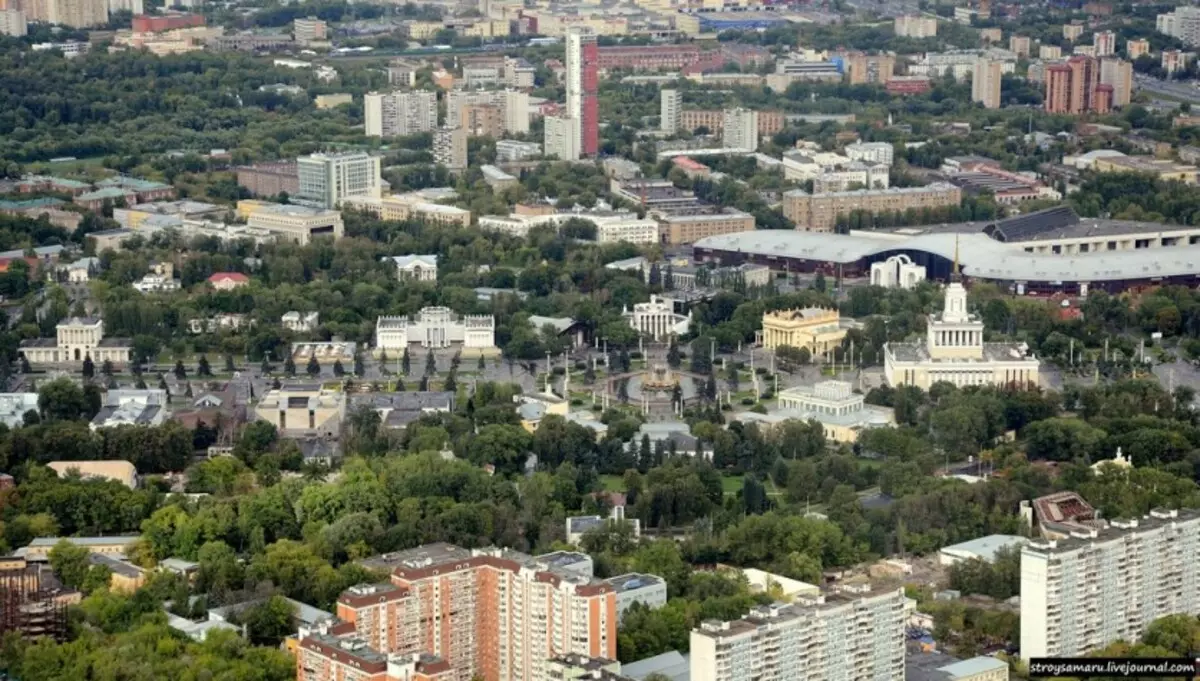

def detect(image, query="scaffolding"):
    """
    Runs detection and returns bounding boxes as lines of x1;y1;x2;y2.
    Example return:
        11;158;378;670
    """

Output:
0;568;70;641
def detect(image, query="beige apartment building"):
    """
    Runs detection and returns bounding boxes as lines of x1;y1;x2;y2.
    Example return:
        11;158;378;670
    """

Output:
657;209;754;245
846;53;896;84
677;109;784;137
971;59;1003;109
22;0;107;27
1009;35;1031;57
783;183;962;232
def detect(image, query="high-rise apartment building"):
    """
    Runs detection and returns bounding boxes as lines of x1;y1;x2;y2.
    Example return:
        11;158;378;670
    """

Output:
296;152;382;209
690;588;906;681
544;115;579;161
971;58;1003;109
0;8;26;35
1127;38;1150;59
1093;30;1116;57
565;26;599;157
504;56;536;88
1021;508;1200;660
1009;35;1031;57
327;544;617;681
660;89;681;133
1100;58;1133;107
721;108;758;151
364;91;438;138
894;14;937;38
433;127;468;171
846;53;896;85
24;0;107;28
459;104;504;138
1044;56;1100;114
1157;6;1200;47
504;89;529;134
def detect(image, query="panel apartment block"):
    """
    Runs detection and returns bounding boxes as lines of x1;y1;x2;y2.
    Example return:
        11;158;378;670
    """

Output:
1021;508;1200;660
691;588;906;681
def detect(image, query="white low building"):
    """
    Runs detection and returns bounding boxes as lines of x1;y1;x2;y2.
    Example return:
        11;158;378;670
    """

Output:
132;273;181;293
605;573;668;623
625;295;691;341
374;307;496;350
282;311;320;332
812;161;891;193
385;254;438;282
738;380;894;444
844;142;895;166
870;254;926;289
884;277;1040;389
0;393;40;428
938;534;1029;566
91;389;168;430
479;209;659;244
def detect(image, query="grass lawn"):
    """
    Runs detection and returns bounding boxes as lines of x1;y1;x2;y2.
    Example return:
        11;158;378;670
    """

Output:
721;474;744;497
599;475;626;492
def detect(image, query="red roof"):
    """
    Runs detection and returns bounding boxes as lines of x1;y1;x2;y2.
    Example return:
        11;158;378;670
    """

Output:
208;272;249;283
673;156;709;172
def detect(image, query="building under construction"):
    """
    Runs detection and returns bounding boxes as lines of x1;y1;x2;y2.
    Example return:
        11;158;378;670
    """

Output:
0;561;75;641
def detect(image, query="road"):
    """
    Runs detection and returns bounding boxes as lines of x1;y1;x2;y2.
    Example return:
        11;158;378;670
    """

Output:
1134;73;1200;105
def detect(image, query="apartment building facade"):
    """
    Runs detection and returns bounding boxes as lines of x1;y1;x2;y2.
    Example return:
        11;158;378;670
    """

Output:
690;588;906;681
846;54;896;85
331;544;617;681
364;91;438;138
971;59;1003;109
433;127;468;171
783;183;962;232
1020;508;1200;660
296;153;382;209
677;109;784;137
657;209;755;246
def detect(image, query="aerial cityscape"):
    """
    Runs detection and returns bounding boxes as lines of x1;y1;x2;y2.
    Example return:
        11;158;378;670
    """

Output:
2;0;1200;679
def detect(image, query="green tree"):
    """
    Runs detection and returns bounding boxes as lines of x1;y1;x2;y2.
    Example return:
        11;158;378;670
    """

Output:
306;355;320;377
240;595;297;646
49;540;91;589
197;355;212;377
174;360;187;380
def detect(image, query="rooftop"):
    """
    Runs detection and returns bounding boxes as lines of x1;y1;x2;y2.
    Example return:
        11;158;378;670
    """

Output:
604;573;664;593
1026;507;1200;554
620;650;691;681
939;534;1029;562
